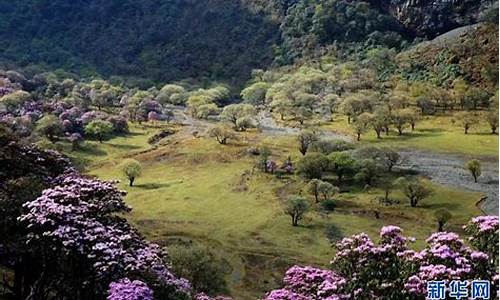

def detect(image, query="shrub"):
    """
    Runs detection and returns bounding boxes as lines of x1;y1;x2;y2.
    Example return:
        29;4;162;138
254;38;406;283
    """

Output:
321;199;337;213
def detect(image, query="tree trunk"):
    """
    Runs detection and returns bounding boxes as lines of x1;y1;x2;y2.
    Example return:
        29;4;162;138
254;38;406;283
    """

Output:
473;174;478;183
129;177;135;187
357;133;361;141
314;193;319;203
411;123;415;131
397;127;403;135
438;221;444;232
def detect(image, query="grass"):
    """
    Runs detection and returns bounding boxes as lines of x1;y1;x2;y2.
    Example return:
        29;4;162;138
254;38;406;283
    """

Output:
320;113;498;157
82;125;484;299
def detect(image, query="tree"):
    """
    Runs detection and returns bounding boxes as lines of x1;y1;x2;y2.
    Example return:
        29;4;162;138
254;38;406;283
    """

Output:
195;103;219;119
318;181;338;201
285;196;309;226
208;125;236;145
297;130;319;155
405;109;420;131
464;88;491;110
486;110;499;134
416;97;435;115
307;179;323;203
374;107;392;136
270;98;292;120
328;152;357;183
466;159;482;183
391;109;410;135
322;94;340;120
68;133;83;151
351;113;370;141
241;82;269;105
297;153;329;179
235;116;256;131
156;84;187;105
293;106;313;125
36;115;63;142
187;95;213;118
220;104;256;129
378;147;404;172
84;120;114;143
0;90;31;113
434;209;452;231
365;112;384;139
453;112;478;134
169;244;228;296
121;159;142;186
395;177;432;207
354;159;380;185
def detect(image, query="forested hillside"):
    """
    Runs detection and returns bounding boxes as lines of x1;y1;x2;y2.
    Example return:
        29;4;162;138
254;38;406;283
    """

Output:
0;0;495;86
0;0;280;86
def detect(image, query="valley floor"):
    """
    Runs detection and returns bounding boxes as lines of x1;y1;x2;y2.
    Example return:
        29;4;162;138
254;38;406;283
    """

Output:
70;110;497;299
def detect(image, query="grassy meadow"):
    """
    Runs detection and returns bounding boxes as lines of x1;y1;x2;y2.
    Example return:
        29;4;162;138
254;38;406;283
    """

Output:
320;113;499;157
68;120;488;299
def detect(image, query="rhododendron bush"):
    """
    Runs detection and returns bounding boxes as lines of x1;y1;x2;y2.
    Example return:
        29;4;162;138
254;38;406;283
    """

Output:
263;217;499;300
18;174;192;299
0;135;227;300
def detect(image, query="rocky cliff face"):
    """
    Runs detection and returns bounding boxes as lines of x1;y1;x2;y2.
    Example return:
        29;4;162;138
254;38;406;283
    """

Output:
375;0;494;37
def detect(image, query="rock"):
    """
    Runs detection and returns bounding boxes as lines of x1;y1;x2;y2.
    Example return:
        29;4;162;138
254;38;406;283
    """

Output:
372;0;491;38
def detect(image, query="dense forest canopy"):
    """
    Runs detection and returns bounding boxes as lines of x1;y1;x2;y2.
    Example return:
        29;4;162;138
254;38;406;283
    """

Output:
0;0;494;86
0;0;280;86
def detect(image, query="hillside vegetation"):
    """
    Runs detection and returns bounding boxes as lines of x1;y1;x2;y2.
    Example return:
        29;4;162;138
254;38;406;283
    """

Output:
0;1;498;300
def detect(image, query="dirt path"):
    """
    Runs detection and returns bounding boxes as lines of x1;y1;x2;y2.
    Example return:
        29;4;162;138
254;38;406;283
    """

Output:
255;111;499;215
171;108;498;215
399;150;498;215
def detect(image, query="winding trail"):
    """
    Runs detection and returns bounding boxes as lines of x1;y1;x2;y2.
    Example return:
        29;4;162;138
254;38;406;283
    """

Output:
172;108;499;215
256;111;499;215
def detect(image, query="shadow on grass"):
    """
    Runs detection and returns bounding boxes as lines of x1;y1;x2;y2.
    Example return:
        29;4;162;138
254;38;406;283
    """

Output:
77;144;107;156
366;130;443;144
107;143;142;150
418;202;457;210
134;183;172;190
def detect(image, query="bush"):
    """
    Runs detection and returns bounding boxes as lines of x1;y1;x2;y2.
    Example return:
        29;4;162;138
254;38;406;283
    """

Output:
321;199;337;212
169;244;229;296
309;139;354;155
324;223;344;243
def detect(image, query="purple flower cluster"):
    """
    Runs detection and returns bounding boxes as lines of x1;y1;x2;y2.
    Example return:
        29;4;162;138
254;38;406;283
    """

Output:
19;175;191;297
0;86;15;97
81;110;109;125
264;220;499;300
263;265;347;300
107;278;153;300
195;293;233;300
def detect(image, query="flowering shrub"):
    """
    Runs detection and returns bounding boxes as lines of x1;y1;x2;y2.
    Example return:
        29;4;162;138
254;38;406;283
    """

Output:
19;175;191;299
263;218;499;300
108;278;153;300
464;215;499;266
108;115;129;133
